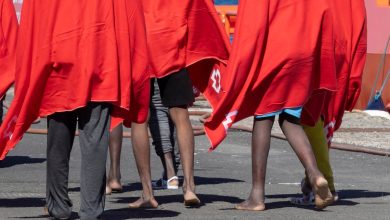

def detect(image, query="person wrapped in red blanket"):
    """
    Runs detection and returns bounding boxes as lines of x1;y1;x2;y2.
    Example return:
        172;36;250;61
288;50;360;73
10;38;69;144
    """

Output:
131;0;230;208
292;0;367;206
0;0;151;218
0;0;18;125
203;0;336;211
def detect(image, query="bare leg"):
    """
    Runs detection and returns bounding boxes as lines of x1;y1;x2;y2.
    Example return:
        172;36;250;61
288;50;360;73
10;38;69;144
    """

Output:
278;114;333;209
128;122;158;209
235;117;274;211
169;106;200;206
160;152;179;183
106;124;123;194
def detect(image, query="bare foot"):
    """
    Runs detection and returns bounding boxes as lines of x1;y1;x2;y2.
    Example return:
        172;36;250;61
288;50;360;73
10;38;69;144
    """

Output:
183;191;201;207
43;206;49;216
182;181;200;207
235;200;265;211
43;206;70;219
312;177;334;210
106;179;122;195
105;185;112;195
128;197;158;209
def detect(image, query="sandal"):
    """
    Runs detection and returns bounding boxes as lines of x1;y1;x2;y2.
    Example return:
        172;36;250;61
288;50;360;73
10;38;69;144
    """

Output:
290;192;315;206
290;190;338;207
152;176;179;190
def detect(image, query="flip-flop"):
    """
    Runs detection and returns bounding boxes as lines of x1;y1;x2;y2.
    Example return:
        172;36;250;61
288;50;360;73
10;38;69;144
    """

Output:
152;176;179;190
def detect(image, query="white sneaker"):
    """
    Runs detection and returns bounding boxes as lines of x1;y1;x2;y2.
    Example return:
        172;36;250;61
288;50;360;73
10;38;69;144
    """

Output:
152;176;179;190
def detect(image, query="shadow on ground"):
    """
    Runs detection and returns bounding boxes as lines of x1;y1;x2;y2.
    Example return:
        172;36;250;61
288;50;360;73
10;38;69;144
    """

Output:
103;208;180;219
260;189;390;210
110;176;245;193
113;194;243;207
12;212;79;219
67;176;245;193
264;199;358;211
13;209;178;219
0;198;45;208
0;156;46;168
265;189;390;200
337;189;390;200
194;176;244;186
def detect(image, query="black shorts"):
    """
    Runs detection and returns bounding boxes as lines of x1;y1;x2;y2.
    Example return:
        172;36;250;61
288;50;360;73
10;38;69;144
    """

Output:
157;69;195;108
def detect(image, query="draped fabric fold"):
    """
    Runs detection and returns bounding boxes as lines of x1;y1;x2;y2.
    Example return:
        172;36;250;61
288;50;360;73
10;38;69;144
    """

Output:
0;0;150;159
0;0;18;99
203;0;337;150
142;0;230;81
302;0;367;144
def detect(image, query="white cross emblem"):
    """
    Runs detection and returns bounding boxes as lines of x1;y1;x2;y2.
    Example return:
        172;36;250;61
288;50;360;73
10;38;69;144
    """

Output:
324;120;335;146
222;110;238;132
211;69;221;93
3;116;17;140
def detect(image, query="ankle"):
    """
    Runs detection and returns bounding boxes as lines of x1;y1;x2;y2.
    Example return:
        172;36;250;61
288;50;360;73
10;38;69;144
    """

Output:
108;172;121;182
166;171;176;180
306;170;323;185
142;192;154;201
183;190;198;201
248;194;265;204
249;188;265;203
182;181;195;192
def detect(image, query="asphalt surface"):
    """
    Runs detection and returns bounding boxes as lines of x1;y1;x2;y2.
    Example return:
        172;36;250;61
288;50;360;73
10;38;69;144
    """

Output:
0;119;389;220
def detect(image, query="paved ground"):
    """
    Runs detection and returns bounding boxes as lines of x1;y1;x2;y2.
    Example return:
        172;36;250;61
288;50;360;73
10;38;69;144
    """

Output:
1;118;389;220
192;99;390;153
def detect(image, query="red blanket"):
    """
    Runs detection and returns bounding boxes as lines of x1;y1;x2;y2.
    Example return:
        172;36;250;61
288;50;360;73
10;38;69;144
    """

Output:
142;0;230;79
321;0;367;141
0;0;18;99
203;0;338;150
0;0;150;159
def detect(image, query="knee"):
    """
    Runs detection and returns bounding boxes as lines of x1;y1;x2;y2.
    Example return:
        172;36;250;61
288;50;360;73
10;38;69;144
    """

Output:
169;106;189;123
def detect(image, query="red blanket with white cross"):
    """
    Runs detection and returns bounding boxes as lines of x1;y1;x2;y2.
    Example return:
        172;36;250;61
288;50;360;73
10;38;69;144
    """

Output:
202;0;338;150
303;0;367;144
0;0;150;159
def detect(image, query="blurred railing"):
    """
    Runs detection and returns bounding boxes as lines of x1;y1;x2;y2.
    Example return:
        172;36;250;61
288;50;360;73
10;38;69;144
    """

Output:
215;5;237;38
377;0;390;7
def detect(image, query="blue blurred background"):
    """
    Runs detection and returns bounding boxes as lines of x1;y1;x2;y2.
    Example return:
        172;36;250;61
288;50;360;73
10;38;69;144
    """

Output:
214;0;238;5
